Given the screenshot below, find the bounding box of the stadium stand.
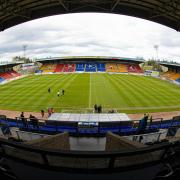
[117,63,128,73]
[161,71,172,79]
[0,71,21,80]
[97,63,106,72]
[2,73,11,79]
[63,64,76,72]
[105,63,143,73]
[35,70,43,73]
[169,72,180,80]
[40,63,56,73]
[172,73,180,80]
[176,78,180,83]
[54,64,64,72]
[35,61,145,74]
[12,70,21,76]
[76,63,85,72]
[106,63,118,72]
[162,71,180,81]
[128,64,143,73]
[0,77,5,83]
[85,63,97,72]
[161,71,173,80]
[25,132,70,150]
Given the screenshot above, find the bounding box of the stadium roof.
[0,0,180,31]
[36,56,145,63]
[158,61,180,67]
[0,61,23,67]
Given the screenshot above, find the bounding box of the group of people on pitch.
[94,104,102,113]
[48,87,65,97]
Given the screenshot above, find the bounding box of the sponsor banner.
[145,70,159,77]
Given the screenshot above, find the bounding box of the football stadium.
[0,56,180,113]
[0,1,180,180]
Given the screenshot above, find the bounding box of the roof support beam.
[150,0,179,19]
[58,0,69,11]
[82,4,109,11]
[13,12,31,19]
[0,0,180,31]
[111,0,120,12]
[70,3,109,12]
[0,0,31,19]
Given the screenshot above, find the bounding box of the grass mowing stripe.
[105,74,134,107]
[126,75,175,106]
[30,74,72,110]
[0,73,180,113]
[117,75,164,107]
[100,74,124,107]
[132,75,180,105]
[112,74,150,107]
[121,75,165,105]
[44,74,76,105]
[26,74,76,111]
[0,74,71,111]
[92,74,115,107]
[89,73,92,108]
[54,73,89,109]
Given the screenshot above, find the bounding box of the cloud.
[0,13,180,63]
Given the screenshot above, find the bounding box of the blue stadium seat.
[76,63,85,72]
[175,78,180,83]
[0,119,7,124]
[97,63,106,72]
[40,125,57,132]
[85,63,97,72]
[57,126,77,133]
[35,70,43,73]
[0,77,5,83]
[78,129,98,134]
[99,127,120,133]
[119,128,137,135]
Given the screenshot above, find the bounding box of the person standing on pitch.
[51,108,55,114]
[99,105,102,113]
[57,91,60,97]
[48,87,51,93]
[20,112,28,128]
[94,104,97,113]
[62,89,65,95]
[48,108,52,117]
[41,110,44,118]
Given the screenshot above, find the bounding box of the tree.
[12,56,32,63]
[142,59,163,72]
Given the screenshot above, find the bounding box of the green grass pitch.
[0,73,180,113]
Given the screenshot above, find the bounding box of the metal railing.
[1,116,180,136]
[0,138,179,171]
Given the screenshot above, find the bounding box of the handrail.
[0,137,179,157]
[0,137,179,172]
[1,117,180,136]
[11,117,179,126]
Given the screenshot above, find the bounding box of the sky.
[0,13,180,63]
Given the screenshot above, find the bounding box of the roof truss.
[0,0,180,31]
